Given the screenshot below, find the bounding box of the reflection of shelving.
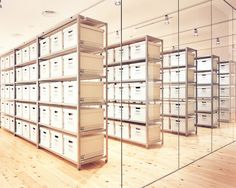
[161,48,197,136]
[105,36,163,148]
[0,14,108,170]
[196,55,220,128]
[218,61,235,123]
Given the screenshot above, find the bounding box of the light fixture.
[216,37,220,45]
[194,28,198,36]
[115,30,120,39]
[114,0,121,6]
[172,46,175,50]
[0,0,2,8]
[42,10,57,17]
[164,15,169,25]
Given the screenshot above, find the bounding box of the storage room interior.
[0,0,236,187]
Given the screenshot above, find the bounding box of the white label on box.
[30,104,37,122]
[23,104,30,119]
[40,38,50,56]
[40,83,50,102]
[40,61,50,79]
[40,128,50,148]
[29,85,37,101]
[50,131,63,154]
[22,66,30,81]
[63,24,77,49]
[29,64,37,81]
[50,82,63,103]
[50,57,63,78]
[16,86,23,99]
[22,85,30,100]
[63,53,77,76]
[63,109,77,133]
[50,107,63,128]
[16,68,23,82]
[30,43,37,60]
[50,31,63,53]
[40,106,50,125]
[22,47,30,63]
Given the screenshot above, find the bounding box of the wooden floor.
[0,123,235,188]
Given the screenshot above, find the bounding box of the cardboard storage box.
[170,52,194,67]
[9,118,15,132]
[198,99,218,112]
[114,121,129,139]
[114,103,129,120]
[220,86,235,97]
[22,104,30,120]
[170,101,194,116]
[9,53,14,67]
[197,72,217,84]
[197,57,217,71]
[63,108,77,133]
[16,120,23,135]
[30,104,37,122]
[115,45,129,62]
[220,75,235,85]
[220,98,235,109]
[50,107,63,129]
[50,57,63,78]
[170,68,194,82]
[40,60,50,79]
[16,103,23,117]
[29,64,37,81]
[40,127,50,148]
[170,117,195,134]
[114,65,129,81]
[50,82,63,103]
[63,135,77,161]
[50,31,63,53]
[22,46,30,63]
[50,130,63,154]
[114,83,130,101]
[198,113,218,126]
[40,106,50,125]
[63,81,77,104]
[107,103,115,118]
[30,43,37,60]
[30,124,37,143]
[197,86,218,98]
[219,62,234,74]
[80,82,103,103]
[40,83,50,101]
[22,85,30,100]
[29,85,37,101]
[16,50,22,65]
[107,120,115,136]
[16,68,23,82]
[9,70,14,83]
[170,85,194,99]
[40,37,50,57]
[22,122,30,139]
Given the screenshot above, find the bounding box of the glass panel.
[121,0,179,187]
[212,0,235,151]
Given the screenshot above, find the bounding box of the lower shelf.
[196,124,219,128]
[15,133,37,145]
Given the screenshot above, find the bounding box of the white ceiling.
[0,0,235,60]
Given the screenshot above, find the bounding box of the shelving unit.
[162,48,197,136]
[196,55,220,128]
[105,36,163,148]
[218,61,236,122]
[0,14,108,170]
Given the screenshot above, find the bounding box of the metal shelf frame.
[0,14,108,170]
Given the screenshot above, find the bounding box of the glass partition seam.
[178,0,180,169]
[211,0,213,153]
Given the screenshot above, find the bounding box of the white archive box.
[219,63,234,74]
[22,66,30,81]
[198,113,218,126]
[30,43,37,60]
[220,75,235,85]
[40,106,50,125]
[114,121,129,139]
[107,84,115,101]
[50,82,63,103]
[40,127,50,148]
[63,135,77,161]
[16,120,23,135]
[163,54,170,68]
[30,124,37,143]
[9,53,14,67]
[80,53,103,76]
[170,68,194,82]
[4,102,10,114]
[40,37,50,57]
[50,107,63,129]
[197,58,217,71]
[1,116,5,127]
[220,86,235,97]
[50,130,63,154]
[80,108,104,131]
[50,56,63,78]
[22,85,30,100]
[4,116,9,130]
[1,102,5,113]
[163,117,170,130]
[4,86,10,99]
[63,53,77,76]
[115,45,130,62]
[30,104,37,122]
[114,65,129,81]
[163,70,170,83]
[130,63,160,81]
[9,102,14,115]
[80,82,103,103]
[16,86,23,99]
[114,103,129,120]
[40,83,50,101]
[4,56,10,68]
[130,124,160,144]
[29,64,37,81]
[40,60,50,79]
[16,50,22,65]
[9,118,15,132]
[63,108,77,132]
[107,67,114,81]
[22,104,30,119]
[131,41,160,60]
[1,87,4,99]
[170,101,194,116]
[16,103,23,117]
[107,103,115,118]
[16,68,23,82]
[198,99,218,112]
[63,24,77,48]
[80,134,104,160]
[170,52,194,67]
[114,83,130,101]
[197,72,217,84]
[220,98,235,109]
[63,81,77,104]
[4,71,10,84]
[197,86,218,98]
[170,117,195,134]
[22,46,30,63]
[130,82,160,101]
[50,31,63,53]
[1,72,4,84]
[22,122,30,139]
[9,86,14,99]
[107,49,114,64]
[220,111,231,121]
[107,120,115,136]
[170,85,194,99]
[0,57,4,69]
[130,104,160,122]
[29,85,37,101]
[9,70,14,83]
[161,102,170,115]
[80,24,104,49]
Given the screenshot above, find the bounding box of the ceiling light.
[164,15,169,25]
[115,30,120,39]
[114,0,121,6]
[42,10,57,17]
[172,46,175,50]
[194,28,198,36]
[216,37,220,45]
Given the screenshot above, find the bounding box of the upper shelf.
[15,60,36,68]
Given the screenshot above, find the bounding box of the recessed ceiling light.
[164,15,169,25]
[114,0,121,6]
[42,10,57,17]
[194,28,198,36]
[0,0,2,8]
[216,37,220,45]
